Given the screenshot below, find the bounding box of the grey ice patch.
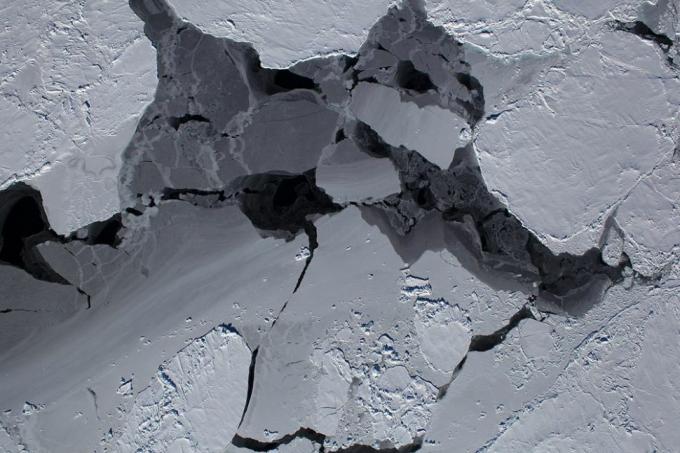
[0,264,83,354]
[241,97,339,174]
[316,139,401,204]
[237,209,442,450]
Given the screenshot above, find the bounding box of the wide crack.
[70,214,125,248]
[438,303,543,400]
[293,222,319,293]
[232,428,325,452]
[350,121,630,309]
[231,428,422,452]
[167,113,210,130]
[468,305,537,352]
[614,20,674,51]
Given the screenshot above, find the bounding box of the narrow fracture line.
[238,347,259,428]
[293,222,318,293]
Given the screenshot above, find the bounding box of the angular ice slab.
[351,82,470,170]
[316,139,402,203]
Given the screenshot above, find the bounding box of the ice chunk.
[350,82,470,170]
[316,140,401,203]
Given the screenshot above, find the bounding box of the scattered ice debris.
[295,247,311,262]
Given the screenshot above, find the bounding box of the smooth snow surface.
[164,0,644,68]
[166,0,395,68]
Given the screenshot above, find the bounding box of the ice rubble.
[116,325,251,452]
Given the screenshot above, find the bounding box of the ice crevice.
[613,19,675,65]
[0,308,40,314]
[293,222,319,293]
[437,302,545,401]
[231,427,423,452]
[238,347,260,429]
[467,304,541,353]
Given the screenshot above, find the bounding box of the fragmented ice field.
[1,0,679,452]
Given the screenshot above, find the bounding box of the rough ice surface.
[237,208,446,449]
[475,30,679,258]
[1,0,680,452]
[116,325,251,452]
[0,0,157,234]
